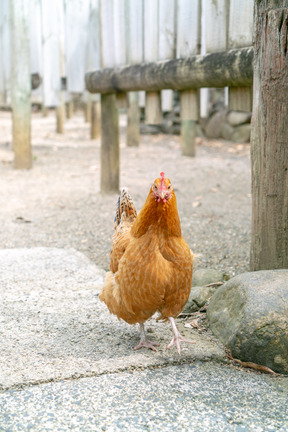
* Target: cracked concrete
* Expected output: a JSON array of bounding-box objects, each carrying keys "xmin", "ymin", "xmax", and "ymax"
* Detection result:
[{"xmin": 1, "ymin": 247, "xmax": 288, "ymax": 432}]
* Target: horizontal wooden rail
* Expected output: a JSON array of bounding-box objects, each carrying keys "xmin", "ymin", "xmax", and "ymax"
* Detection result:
[{"xmin": 85, "ymin": 47, "xmax": 253, "ymax": 94}]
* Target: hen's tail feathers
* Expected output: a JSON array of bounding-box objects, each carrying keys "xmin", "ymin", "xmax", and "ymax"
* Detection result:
[{"xmin": 114, "ymin": 188, "xmax": 137, "ymax": 229}]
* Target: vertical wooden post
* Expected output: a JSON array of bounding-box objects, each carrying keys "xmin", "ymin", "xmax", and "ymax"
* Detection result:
[
  {"xmin": 228, "ymin": 0, "xmax": 254, "ymax": 113},
  {"xmin": 85, "ymin": 93, "xmax": 92, "ymax": 123},
  {"xmin": 66, "ymin": 98, "xmax": 74, "ymax": 119},
  {"xmin": 180, "ymin": 89, "xmax": 198, "ymax": 157},
  {"xmin": 127, "ymin": 92, "xmax": 140, "ymax": 147},
  {"xmin": 56, "ymin": 89, "xmax": 65, "ymax": 134},
  {"xmin": 11, "ymin": 0, "xmax": 32, "ymax": 169},
  {"xmin": 145, "ymin": 91, "xmax": 162, "ymax": 124},
  {"xmin": 126, "ymin": 0, "xmax": 143, "ymax": 146},
  {"xmin": 177, "ymin": 0, "xmax": 201, "ymax": 156},
  {"xmin": 250, "ymin": 1, "xmax": 288, "ymax": 270},
  {"xmin": 91, "ymin": 100, "xmax": 101, "ymax": 139},
  {"xmin": 144, "ymin": 0, "xmax": 162, "ymax": 126},
  {"xmin": 100, "ymin": 93, "xmax": 119, "ymax": 193}
]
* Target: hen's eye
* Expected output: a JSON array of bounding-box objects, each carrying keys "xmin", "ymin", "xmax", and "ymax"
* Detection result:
[
  {"xmin": 154, "ymin": 185, "xmax": 158, "ymax": 190},
  {"xmin": 168, "ymin": 185, "xmax": 171, "ymax": 190}
]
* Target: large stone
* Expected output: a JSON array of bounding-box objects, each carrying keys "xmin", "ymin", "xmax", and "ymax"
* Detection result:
[
  {"xmin": 205, "ymin": 110, "xmax": 228, "ymax": 139},
  {"xmin": 192, "ymin": 268, "xmax": 225, "ymax": 287},
  {"xmin": 183, "ymin": 285, "xmax": 217, "ymax": 313},
  {"xmin": 207, "ymin": 270, "xmax": 288, "ymax": 374},
  {"xmin": 227, "ymin": 111, "xmax": 251, "ymax": 126},
  {"xmin": 231, "ymin": 124, "xmax": 251, "ymax": 143}
]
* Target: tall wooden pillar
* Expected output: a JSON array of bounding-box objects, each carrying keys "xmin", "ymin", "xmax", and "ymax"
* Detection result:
[
  {"xmin": 250, "ymin": 1, "xmax": 288, "ymax": 270},
  {"xmin": 11, "ymin": 0, "xmax": 32, "ymax": 169}
]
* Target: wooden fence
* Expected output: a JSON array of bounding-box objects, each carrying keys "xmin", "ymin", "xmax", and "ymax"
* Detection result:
[
  {"xmin": 86, "ymin": 46, "xmax": 253, "ymax": 192},
  {"xmin": 0, "ymin": 0, "xmax": 254, "ymax": 169}
]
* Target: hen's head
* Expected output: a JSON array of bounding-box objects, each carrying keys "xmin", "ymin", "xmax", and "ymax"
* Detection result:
[{"xmin": 152, "ymin": 172, "xmax": 173, "ymax": 203}]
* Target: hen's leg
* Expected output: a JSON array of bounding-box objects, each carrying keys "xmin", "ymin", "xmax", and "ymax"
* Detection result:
[
  {"xmin": 133, "ymin": 323, "xmax": 159, "ymax": 352},
  {"xmin": 167, "ymin": 317, "xmax": 195, "ymax": 354}
]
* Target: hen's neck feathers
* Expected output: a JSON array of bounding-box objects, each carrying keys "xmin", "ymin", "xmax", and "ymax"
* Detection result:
[{"xmin": 131, "ymin": 189, "xmax": 182, "ymax": 238}]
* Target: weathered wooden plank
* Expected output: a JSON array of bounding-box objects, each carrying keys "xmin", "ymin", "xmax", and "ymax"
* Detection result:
[
  {"xmin": 228, "ymin": 0, "xmax": 254, "ymax": 112},
  {"xmin": 127, "ymin": 92, "xmax": 140, "ymax": 147},
  {"xmin": 159, "ymin": 0, "xmax": 175, "ymax": 111},
  {"xmin": 91, "ymin": 100, "xmax": 101, "ymax": 139},
  {"xmin": 144, "ymin": 0, "xmax": 162, "ymax": 125},
  {"xmin": 100, "ymin": 93, "xmax": 119, "ymax": 193},
  {"xmin": 126, "ymin": 0, "xmax": 143, "ymax": 146},
  {"xmin": 86, "ymin": 47, "xmax": 253, "ymax": 93},
  {"xmin": 11, "ymin": 0, "xmax": 32, "ymax": 169},
  {"xmin": 250, "ymin": 2, "xmax": 288, "ymax": 270},
  {"xmin": 177, "ymin": 0, "xmax": 200, "ymax": 157}
]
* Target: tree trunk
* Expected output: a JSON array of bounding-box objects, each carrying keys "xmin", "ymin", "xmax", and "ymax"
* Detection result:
[{"xmin": 250, "ymin": 1, "xmax": 288, "ymax": 270}]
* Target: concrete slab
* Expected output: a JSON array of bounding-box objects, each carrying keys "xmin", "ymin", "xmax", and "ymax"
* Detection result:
[
  {"xmin": 1, "ymin": 363, "xmax": 288, "ymax": 432},
  {"xmin": 0, "ymin": 248, "xmax": 225, "ymax": 390}
]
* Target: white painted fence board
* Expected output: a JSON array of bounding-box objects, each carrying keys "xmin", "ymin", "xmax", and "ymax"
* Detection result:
[
  {"xmin": 144, "ymin": 0, "xmax": 158, "ymax": 61},
  {"xmin": 65, "ymin": 0, "xmax": 90, "ymax": 93},
  {"xmin": 41, "ymin": 0, "xmax": 61, "ymax": 106},
  {"xmin": 86, "ymin": 0, "xmax": 100, "ymax": 71},
  {"xmin": 176, "ymin": 0, "xmax": 200, "ymax": 57},
  {"xmin": 100, "ymin": 0, "xmax": 115, "ymax": 67},
  {"xmin": 203, "ymin": 0, "xmax": 228, "ymax": 52},
  {"xmin": 127, "ymin": 0, "xmax": 143, "ymax": 64},
  {"xmin": 0, "ymin": 0, "xmax": 11, "ymax": 104},
  {"xmin": 113, "ymin": 0, "xmax": 127, "ymax": 65},
  {"xmin": 159, "ymin": 0, "xmax": 175, "ymax": 111},
  {"xmin": 228, "ymin": 0, "xmax": 253, "ymax": 48}
]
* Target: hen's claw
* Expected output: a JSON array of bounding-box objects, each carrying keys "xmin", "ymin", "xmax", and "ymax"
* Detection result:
[
  {"xmin": 133, "ymin": 339, "xmax": 159, "ymax": 352},
  {"xmin": 167, "ymin": 317, "xmax": 195, "ymax": 354},
  {"xmin": 134, "ymin": 323, "xmax": 159, "ymax": 352}
]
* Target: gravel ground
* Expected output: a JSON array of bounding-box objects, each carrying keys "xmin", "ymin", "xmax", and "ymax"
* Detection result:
[{"xmin": 0, "ymin": 110, "xmax": 251, "ymax": 276}]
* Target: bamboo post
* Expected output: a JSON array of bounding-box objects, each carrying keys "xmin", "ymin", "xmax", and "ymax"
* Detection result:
[
  {"xmin": 11, "ymin": 0, "xmax": 32, "ymax": 169},
  {"xmin": 100, "ymin": 93, "xmax": 119, "ymax": 193},
  {"xmin": 127, "ymin": 92, "xmax": 140, "ymax": 147},
  {"xmin": 91, "ymin": 100, "xmax": 101, "ymax": 139},
  {"xmin": 180, "ymin": 89, "xmax": 198, "ymax": 157}
]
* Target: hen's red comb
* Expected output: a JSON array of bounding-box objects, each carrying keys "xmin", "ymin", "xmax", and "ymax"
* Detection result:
[{"xmin": 160, "ymin": 172, "xmax": 165, "ymax": 189}]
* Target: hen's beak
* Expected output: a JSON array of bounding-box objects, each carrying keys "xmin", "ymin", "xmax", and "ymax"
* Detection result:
[{"xmin": 159, "ymin": 191, "xmax": 166, "ymax": 200}]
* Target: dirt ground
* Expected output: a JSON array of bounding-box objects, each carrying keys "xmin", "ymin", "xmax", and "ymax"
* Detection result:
[{"xmin": 0, "ymin": 109, "xmax": 251, "ymax": 277}]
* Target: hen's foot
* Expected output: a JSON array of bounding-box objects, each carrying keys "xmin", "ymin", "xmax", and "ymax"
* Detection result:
[
  {"xmin": 133, "ymin": 322, "xmax": 159, "ymax": 352},
  {"xmin": 133, "ymin": 339, "xmax": 159, "ymax": 352},
  {"xmin": 167, "ymin": 317, "xmax": 195, "ymax": 354}
]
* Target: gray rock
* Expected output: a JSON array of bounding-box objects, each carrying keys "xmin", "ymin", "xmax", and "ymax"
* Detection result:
[
  {"xmin": 205, "ymin": 110, "xmax": 228, "ymax": 139},
  {"xmin": 207, "ymin": 270, "xmax": 288, "ymax": 374},
  {"xmin": 183, "ymin": 285, "xmax": 217, "ymax": 313},
  {"xmin": 220, "ymin": 122, "xmax": 235, "ymax": 140},
  {"xmin": 231, "ymin": 124, "xmax": 251, "ymax": 143},
  {"xmin": 192, "ymin": 268, "xmax": 225, "ymax": 287},
  {"xmin": 227, "ymin": 111, "xmax": 251, "ymax": 127}
]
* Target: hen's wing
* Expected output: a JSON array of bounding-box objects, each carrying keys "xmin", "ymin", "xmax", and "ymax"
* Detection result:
[{"xmin": 110, "ymin": 188, "xmax": 137, "ymax": 273}]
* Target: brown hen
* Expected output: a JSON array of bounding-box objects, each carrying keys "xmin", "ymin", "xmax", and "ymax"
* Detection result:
[{"xmin": 99, "ymin": 172, "xmax": 194, "ymax": 353}]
